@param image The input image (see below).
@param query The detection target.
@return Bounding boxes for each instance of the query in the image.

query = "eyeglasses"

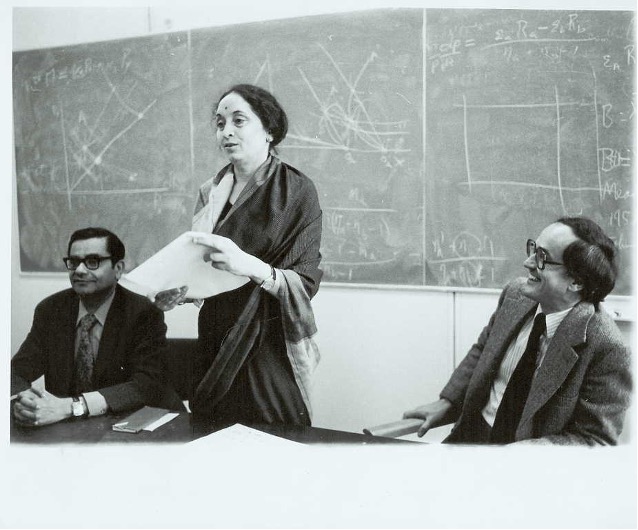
[63,255,113,271]
[526,239,563,270]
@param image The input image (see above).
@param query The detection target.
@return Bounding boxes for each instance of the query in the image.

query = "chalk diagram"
[252,44,420,279]
[425,32,627,287]
[56,71,170,210]
[447,36,631,215]
[17,65,180,270]
[284,44,410,156]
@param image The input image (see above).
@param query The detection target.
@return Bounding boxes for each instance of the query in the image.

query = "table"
[10,412,416,445]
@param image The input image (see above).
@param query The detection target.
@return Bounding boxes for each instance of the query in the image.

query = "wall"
[10,6,635,441]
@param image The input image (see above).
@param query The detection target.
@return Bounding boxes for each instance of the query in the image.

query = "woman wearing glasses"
[156,84,323,428]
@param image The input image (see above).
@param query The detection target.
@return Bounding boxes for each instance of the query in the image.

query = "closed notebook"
[112,406,173,433]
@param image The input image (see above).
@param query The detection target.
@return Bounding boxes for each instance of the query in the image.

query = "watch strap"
[259,266,276,288]
[72,396,88,417]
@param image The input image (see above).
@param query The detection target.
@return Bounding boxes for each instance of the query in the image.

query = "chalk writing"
[21,56,125,93]
[609,209,631,227]
[599,148,632,172]
[426,9,633,293]
[14,32,192,271]
[285,44,412,158]
[12,9,634,293]
[602,181,633,200]
[428,231,506,287]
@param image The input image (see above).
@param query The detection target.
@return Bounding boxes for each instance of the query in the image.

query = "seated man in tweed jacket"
[404,216,632,445]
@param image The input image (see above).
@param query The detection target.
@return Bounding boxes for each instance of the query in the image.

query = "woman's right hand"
[153,285,189,311]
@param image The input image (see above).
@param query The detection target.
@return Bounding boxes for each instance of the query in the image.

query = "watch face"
[72,400,84,417]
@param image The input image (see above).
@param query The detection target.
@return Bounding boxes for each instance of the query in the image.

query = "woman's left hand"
[192,234,270,281]
[153,286,189,311]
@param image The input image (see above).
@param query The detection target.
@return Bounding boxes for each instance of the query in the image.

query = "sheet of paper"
[143,412,180,432]
[188,424,307,450]
[119,231,249,299]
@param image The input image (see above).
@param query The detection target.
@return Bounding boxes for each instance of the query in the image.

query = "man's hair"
[558,216,617,306]
[67,227,125,264]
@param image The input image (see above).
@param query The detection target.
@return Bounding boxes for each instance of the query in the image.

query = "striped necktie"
[74,313,98,394]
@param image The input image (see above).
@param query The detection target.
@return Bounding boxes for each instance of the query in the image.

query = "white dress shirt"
[482,305,573,426]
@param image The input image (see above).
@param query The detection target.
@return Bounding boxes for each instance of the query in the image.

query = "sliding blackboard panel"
[13,32,194,271]
[425,10,634,294]
[190,9,424,284]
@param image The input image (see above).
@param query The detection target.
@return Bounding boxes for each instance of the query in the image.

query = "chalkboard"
[189,10,424,285]
[425,9,634,295]
[12,8,635,295]
[13,32,195,271]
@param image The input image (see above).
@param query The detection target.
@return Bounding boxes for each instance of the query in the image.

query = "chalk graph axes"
[454,44,611,215]
[254,43,411,155]
[56,70,168,210]
[252,44,418,268]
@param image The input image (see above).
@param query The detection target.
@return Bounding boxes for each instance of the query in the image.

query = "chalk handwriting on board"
[13,9,634,295]
[14,33,193,271]
[286,45,411,156]
[425,9,633,294]
[188,9,424,285]
[280,42,416,279]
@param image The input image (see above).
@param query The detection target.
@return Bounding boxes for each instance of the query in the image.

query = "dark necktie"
[490,313,546,444]
[74,314,98,394]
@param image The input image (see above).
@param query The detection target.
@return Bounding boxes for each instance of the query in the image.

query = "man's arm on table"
[403,286,508,437]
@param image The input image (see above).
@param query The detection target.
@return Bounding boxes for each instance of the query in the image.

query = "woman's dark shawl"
[190,156,323,419]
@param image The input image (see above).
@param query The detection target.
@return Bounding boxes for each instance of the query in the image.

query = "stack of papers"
[120,231,249,300]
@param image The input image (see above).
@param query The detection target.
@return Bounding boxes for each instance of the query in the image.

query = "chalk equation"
[321,206,423,282]
[427,231,507,288]
[20,56,121,93]
[427,12,634,75]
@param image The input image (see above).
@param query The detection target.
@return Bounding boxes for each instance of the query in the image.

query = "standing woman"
[163,84,323,428]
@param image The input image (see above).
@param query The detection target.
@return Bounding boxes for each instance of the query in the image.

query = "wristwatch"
[71,397,86,418]
[259,266,276,290]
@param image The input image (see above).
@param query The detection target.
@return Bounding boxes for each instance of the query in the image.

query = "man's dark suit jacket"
[441,278,632,445]
[11,284,183,412]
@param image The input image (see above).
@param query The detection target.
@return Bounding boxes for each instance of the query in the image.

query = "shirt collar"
[77,288,116,327]
[535,305,572,340]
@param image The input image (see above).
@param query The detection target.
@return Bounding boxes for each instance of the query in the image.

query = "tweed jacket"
[11,284,183,412]
[441,278,632,445]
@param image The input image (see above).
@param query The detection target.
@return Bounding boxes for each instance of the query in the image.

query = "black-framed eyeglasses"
[526,239,563,270]
[63,255,113,271]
